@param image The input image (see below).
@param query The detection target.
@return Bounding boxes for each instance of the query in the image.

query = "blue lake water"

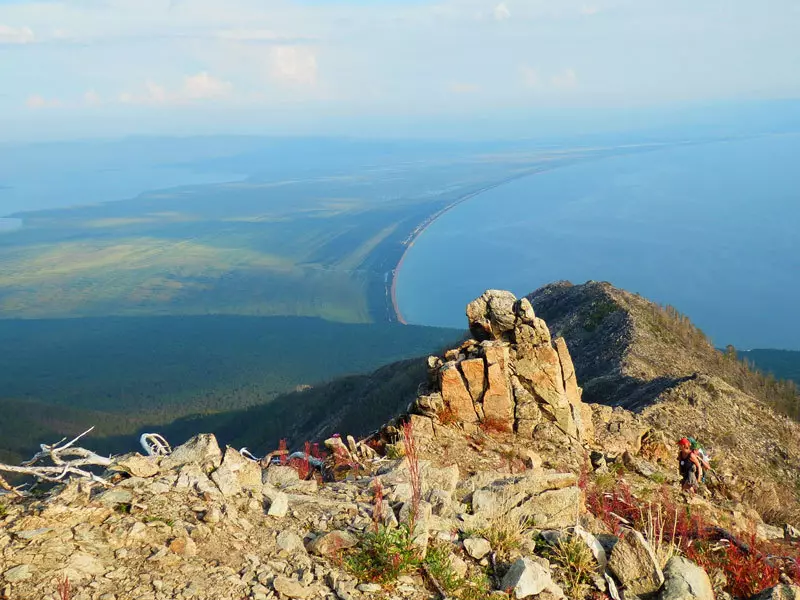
[396,134,800,350]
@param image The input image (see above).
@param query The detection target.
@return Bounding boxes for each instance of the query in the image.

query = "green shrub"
[344,525,421,584]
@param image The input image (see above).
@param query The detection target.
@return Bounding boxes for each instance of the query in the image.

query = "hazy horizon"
[2,1,800,141]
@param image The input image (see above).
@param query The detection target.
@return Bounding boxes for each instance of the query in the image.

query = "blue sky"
[1,0,799,140]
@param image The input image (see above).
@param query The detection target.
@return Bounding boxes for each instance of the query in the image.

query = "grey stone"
[264,465,301,488]
[608,529,664,596]
[500,557,563,599]
[211,463,243,497]
[267,492,289,517]
[277,530,306,554]
[463,537,492,560]
[96,489,133,506]
[660,557,714,600]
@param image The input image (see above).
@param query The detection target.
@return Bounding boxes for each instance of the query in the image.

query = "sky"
[1,0,800,141]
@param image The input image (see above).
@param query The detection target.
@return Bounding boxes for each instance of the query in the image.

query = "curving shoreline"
[389,171,539,325]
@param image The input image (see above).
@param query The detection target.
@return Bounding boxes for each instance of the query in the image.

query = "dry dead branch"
[0,427,112,491]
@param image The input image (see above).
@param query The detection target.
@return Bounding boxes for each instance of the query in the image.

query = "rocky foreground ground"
[2,290,800,600]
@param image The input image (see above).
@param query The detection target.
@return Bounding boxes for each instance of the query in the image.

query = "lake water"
[0,218,21,232]
[396,134,800,350]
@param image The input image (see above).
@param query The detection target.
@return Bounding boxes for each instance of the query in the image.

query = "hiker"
[677,437,703,493]
[689,437,711,482]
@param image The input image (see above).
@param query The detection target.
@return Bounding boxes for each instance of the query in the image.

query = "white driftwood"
[239,448,260,462]
[140,433,171,457]
[0,427,112,491]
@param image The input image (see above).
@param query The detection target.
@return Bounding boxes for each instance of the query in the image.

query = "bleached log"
[0,427,112,491]
[139,433,171,457]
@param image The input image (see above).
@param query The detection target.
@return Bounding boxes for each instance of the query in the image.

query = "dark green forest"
[0,316,460,462]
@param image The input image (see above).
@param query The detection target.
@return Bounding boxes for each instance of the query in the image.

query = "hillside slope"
[529,280,800,514]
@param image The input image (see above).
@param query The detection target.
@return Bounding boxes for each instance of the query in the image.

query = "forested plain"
[0,316,459,463]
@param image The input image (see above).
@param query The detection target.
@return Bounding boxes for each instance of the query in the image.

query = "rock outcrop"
[413,290,591,443]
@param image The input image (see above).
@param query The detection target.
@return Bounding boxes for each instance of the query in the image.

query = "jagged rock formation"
[413,290,591,443]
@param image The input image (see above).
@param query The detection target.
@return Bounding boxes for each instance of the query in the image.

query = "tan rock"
[483,363,514,430]
[439,362,478,423]
[555,337,581,407]
[307,530,359,556]
[108,454,159,478]
[460,358,486,403]
[273,576,317,599]
[409,414,435,438]
[169,536,197,557]
[481,344,514,429]
[523,486,583,529]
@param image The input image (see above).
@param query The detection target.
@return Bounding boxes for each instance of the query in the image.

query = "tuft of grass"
[0,501,8,518]
[477,490,532,558]
[541,536,596,600]
[649,472,668,485]
[344,524,421,585]
[642,502,680,568]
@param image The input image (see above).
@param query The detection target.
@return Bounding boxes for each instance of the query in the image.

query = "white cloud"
[551,68,579,89]
[493,2,511,21]
[0,24,34,44]
[269,46,318,86]
[581,6,601,16]
[520,66,540,88]
[119,73,232,105]
[25,94,60,109]
[183,72,232,99]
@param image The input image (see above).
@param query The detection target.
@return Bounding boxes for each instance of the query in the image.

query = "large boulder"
[500,557,564,599]
[608,529,665,596]
[467,290,518,341]
[659,557,714,600]
[160,434,222,472]
[107,453,159,478]
[210,447,263,496]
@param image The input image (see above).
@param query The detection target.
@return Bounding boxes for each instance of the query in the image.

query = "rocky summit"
[2,287,800,600]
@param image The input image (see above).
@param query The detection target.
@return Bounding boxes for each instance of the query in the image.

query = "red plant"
[57,575,71,600]
[372,478,385,531]
[288,441,312,480]
[436,406,459,426]
[687,540,784,598]
[479,417,512,434]
[585,478,800,596]
[402,420,422,531]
